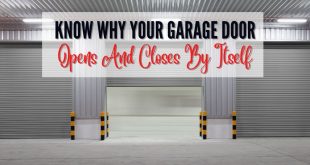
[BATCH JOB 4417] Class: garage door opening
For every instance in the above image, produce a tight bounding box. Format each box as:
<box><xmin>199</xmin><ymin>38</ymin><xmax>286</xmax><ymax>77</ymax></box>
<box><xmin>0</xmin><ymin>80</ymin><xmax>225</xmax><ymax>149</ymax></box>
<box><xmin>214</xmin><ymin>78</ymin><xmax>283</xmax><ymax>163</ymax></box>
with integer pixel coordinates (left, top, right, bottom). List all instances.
<box><xmin>107</xmin><ymin>87</ymin><xmax>201</xmax><ymax>141</ymax></box>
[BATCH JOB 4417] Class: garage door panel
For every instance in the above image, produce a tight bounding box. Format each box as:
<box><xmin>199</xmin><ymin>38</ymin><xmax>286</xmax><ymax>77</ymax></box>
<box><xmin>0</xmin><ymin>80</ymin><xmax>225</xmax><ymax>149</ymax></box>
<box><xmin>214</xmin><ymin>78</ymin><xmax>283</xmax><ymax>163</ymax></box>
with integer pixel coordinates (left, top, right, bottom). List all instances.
<box><xmin>0</xmin><ymin>43</ymin><xmax>72</xmax><ymax>139</ymax></box>
<box><xmin>237</xmin><ymin>45</ymin><xmax>310</xmax><ymax>137</ymax></box>
<box><xmin>107</xmin><ymin>78</ymin><xmax>202</xmax><ymax>87</ymax></box>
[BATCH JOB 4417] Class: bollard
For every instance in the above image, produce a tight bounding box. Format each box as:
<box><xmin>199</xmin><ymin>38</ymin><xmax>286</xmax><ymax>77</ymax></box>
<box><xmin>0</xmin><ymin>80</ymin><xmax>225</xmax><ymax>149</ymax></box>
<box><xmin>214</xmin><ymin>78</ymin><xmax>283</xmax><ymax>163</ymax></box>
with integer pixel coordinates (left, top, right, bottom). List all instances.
<box><xmin>107</xmin><ymin>112</ymin><xmax>110</xmax><ymax>138</ymax></box>
<box><xmin>70</xmin><ymin>111</ymin><xmax>75</xmax><ymax>140</ymax></box>
<box><xmin>232</xmin><ymin>111</ymin><xmax>237</xmax><ymax>139</ymax></box>
<box><xmin>100</xmin><ymin>112</ymin><xmax>105</xmax><ymax>141</ymax></box>
<box><xmin>202</xmin><ymin>111</ymin><xmax>208</xmax><ymax>140</ymax></box>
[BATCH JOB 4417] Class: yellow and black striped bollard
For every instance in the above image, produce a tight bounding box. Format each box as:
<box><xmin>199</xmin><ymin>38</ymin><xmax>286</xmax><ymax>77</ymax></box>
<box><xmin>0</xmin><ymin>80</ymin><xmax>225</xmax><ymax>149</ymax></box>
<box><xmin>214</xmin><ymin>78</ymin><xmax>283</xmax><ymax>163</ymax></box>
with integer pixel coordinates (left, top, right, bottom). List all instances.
<box><xmin>107</xmin><ymin>112</ymin><xmax>110</xmax><ymax>138</ymax></box>
<box><xmin>202</xmin><ymin>111</ymin><xmax>208</xmax><ymax>140</ymax></box>
<box><xmin>100</xmin><ymin>112</ymin><xmax>105</xmax><ymax>140</ymax></box>
<box><xmin>199</xmin><ymin>112</ymin><xmax>202</xmax><ymax>137</ymax></box>
<box><xmin>70</xmin><ymin>111</ymin><xmax>75</xmax><ymax>140</ymax></box>
<box><xmin>232</xmin><ymin>111</ymin><xmax>237</xmax><ymax>139</ymax></box>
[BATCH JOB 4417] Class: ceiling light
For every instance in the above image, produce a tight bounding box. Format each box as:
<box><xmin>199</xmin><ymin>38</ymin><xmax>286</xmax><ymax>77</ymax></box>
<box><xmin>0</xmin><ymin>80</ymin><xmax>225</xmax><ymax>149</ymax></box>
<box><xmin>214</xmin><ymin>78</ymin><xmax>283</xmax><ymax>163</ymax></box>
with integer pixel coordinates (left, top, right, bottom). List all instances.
<box><xmin>151</xmin><ymin>18</ymin><xmax>182</xmax><ymax>23</ymax></box>
<box><xmin>277</xmin><ymin>18</ymin><xmax>307</xmax><ymax>23</ymax></box>
<box><xmin>23</xmin><ymin>18</ymin><xmax>54</xmax><ymax>23</ymax></box>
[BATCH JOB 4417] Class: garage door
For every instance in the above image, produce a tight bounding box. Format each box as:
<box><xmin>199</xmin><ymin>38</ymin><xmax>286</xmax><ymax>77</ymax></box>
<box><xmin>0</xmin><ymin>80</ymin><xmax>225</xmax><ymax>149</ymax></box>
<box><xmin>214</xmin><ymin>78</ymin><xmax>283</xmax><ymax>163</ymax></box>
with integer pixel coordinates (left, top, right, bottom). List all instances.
<box><xmin>0</xmin><ymin>43</ymin><xmax>72</xmax><ymax>139</ymax></box>
<box><xmin>237</xmin><ymin>42</ymin><xmax>310</xmax><ymax>137</ymax></box>
<box><xmin>107</xmin><ymin>87</ymin><xmax>201</xmax><ymax>139</ymax></box>
<box><xmin>107</xmin><ymin>78</ymin><xmax>202</xmax><ymax>87</ymax></box>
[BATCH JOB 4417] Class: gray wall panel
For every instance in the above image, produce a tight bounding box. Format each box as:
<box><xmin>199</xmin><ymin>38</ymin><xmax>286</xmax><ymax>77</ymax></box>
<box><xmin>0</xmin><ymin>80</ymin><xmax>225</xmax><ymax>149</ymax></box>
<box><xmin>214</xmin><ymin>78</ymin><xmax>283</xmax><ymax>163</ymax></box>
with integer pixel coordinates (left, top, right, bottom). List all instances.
<box><xmin>237</xmin><ymin>45</ymin><xmax>310</xmax><ymax>137</ymax></box>
<box><xmin>202</xmin><ymin>78</ymin><xmax>235</xmax><ymax>118</ymax></box>
<box><xmin>0</xmin><ymin>42</ymin><xmax>72</xmax><ymax>138</ymax></box>
<box><xmin>73</xmin><ymin>78</ymin><xmax>106</xmax><ymax>119</ymax></box>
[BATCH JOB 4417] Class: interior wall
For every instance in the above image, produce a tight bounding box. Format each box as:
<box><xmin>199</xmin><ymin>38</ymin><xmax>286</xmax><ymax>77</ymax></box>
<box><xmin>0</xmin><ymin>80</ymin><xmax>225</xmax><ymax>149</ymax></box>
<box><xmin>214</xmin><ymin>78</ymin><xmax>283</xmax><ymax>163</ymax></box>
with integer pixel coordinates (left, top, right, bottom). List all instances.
<box><xmin>202</xmin><ymin>78</ymin><xmax>235</xmax><ymax>119</ymax></box>
<box><xmin>73</xmin><ymin>78</ymin><xmax>107</xmax><ymax>119</ymax></box>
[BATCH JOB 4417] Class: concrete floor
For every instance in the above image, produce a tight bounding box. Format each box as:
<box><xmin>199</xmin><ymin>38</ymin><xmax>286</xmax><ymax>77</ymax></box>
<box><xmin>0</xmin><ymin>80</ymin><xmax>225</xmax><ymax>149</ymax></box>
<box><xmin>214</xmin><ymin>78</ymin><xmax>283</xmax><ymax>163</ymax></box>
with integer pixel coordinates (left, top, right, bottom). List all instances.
<box><xmin>0</xmin><ymin>138</ymin><xmax>310</xmax><ymax>165</ymax></box>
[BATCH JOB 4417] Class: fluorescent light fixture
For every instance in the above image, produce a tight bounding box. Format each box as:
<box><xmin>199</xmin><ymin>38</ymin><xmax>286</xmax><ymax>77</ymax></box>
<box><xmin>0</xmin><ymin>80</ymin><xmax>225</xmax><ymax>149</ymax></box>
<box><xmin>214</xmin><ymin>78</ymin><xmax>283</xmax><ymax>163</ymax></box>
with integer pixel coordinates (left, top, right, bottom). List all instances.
<box><xmin>151</xmin><ymin>18</ymin><xmax>182</xmax><ymax>23</ymax></box>
<box><xmin>23</xmin><ymin>18</ymin><xmax>54</xmax><ymax>23</ymax></box>
<box><xmin>277</xmin><ymin>18</ymin><xmax>307</xmax><ymax>23</ymax></box>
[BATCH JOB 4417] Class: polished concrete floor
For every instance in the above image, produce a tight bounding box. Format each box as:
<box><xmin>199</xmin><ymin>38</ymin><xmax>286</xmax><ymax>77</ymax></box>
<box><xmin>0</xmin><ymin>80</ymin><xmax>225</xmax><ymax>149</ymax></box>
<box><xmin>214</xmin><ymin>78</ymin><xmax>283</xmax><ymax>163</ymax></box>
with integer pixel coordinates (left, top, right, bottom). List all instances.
<box><xmin>0</xmin><ymin>137</ymin><xmax>309</xmax><ymax>165</ymax></box>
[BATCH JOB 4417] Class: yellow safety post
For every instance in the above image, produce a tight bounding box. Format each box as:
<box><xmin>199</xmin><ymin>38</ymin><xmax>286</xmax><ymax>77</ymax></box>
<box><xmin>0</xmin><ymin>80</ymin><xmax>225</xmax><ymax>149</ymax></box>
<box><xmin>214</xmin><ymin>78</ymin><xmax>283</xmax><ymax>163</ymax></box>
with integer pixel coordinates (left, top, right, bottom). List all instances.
<box><xmin>70</xmin><ymin>111</ymin><xmax>75</xmax><ymax>140</ymax></box>
<box><xmin>202</xmin><ymin>111</ymin><xmax>208</xmax><ymax>140</ymax></box>
<box><xmin>100</xmin><ymin>112</ymin><xmax>105</xmax><ymax>140</ymax></box>
<box><xmin>232</xmin><ymin>111</ymin><xmax>237</xmax><ymax>139</ymax></box>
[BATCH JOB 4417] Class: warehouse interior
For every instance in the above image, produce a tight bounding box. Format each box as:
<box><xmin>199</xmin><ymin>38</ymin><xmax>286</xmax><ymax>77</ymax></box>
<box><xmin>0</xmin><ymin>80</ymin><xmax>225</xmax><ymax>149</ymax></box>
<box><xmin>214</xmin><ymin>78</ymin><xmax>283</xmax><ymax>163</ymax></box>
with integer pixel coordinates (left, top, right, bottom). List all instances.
<box><xmin>0</xmin><ymin>0</ymin><xmax>310</xmax><ymax>165</ymax></box>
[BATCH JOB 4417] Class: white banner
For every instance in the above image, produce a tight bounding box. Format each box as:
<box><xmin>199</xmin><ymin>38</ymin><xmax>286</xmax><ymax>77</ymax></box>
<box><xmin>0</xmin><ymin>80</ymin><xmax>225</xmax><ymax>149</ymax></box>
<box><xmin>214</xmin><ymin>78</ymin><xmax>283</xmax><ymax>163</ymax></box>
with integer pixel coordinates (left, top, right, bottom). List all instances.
<box><xmin>42</xmin><ymin>12</ymin><xmax>264</xmax><ymax>77</ymax></box>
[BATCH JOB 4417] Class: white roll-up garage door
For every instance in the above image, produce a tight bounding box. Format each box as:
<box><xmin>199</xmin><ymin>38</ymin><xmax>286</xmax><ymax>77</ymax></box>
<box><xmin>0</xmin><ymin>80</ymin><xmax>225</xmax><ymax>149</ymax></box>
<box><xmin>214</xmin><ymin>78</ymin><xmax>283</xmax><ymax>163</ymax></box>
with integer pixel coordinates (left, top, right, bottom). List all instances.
<box><xmin>237</xmin><ymin>42</ymin><xmax>310</xmax><ymax>137</ymax></box>
<box><xmin>0</xmin><ymin>43</ymin><xmax>72</xmax><ymax>138</ymax></box>
<box><xmin>107</xmin><ymin>78</ymin><xmax>202</xmax><ymax>87</ymax></box>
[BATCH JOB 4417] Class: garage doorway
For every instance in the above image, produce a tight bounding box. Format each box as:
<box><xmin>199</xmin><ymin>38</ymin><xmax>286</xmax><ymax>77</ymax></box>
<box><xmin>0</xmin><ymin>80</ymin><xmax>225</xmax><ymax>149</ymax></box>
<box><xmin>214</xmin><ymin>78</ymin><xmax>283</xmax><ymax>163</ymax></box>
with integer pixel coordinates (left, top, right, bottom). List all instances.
<box><xmin>107</xmin><ymin>87</ymin><xmax>201</xmax><ymax>141</ymax></box>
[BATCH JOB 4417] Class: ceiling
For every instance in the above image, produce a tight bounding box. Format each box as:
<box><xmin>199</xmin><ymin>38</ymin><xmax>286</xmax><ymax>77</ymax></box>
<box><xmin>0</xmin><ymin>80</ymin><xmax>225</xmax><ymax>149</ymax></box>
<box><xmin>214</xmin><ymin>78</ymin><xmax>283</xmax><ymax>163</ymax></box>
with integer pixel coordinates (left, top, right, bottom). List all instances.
<box><xmin>0</xmin><ymin>0</ymin><xmax>309</xmax><ymax>29</ymax></box>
